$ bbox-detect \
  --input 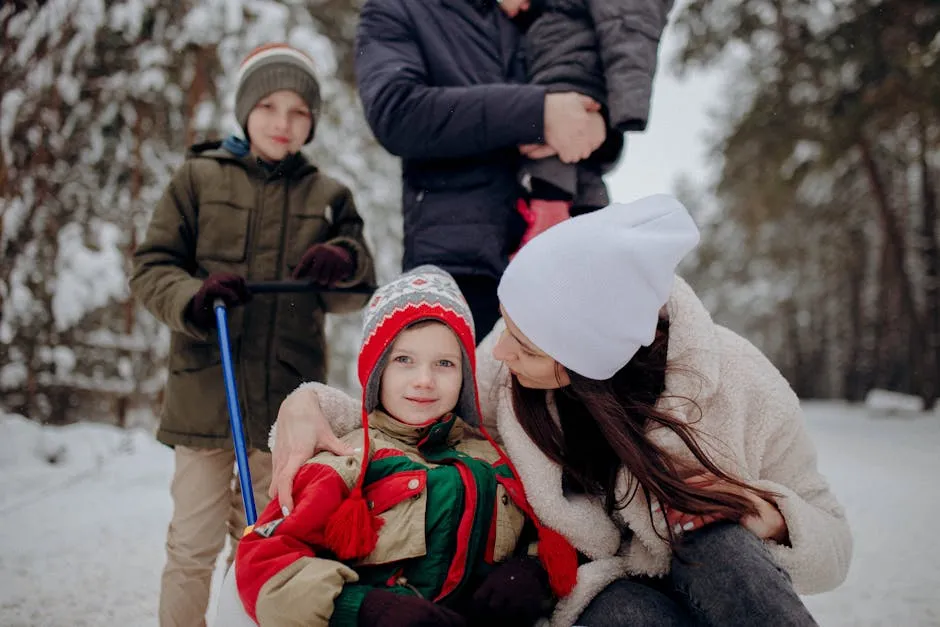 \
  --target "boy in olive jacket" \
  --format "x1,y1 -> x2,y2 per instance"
130,43 -> 376,627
